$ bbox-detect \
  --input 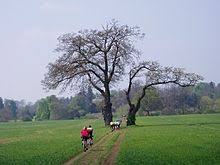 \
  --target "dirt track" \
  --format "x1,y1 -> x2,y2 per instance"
63,129 -> 125,165
102,130 -> 125,165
